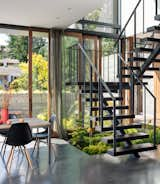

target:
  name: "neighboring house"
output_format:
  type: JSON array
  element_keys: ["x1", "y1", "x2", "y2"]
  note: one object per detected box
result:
[{"x1": 0, "y1": 58, "x2": 22, "y2": 89}]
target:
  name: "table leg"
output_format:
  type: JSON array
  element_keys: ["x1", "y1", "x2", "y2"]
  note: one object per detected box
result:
[{"x1": 48, "y1": 125, "x2": 51, "y2": 164}]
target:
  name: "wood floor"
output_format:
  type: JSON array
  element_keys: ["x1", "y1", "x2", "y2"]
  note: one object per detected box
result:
[{"x1": 0, "y1": 138, "x2": 160, "y2": 184}]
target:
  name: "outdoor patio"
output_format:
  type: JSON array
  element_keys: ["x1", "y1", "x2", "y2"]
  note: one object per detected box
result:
[{"x1": 0, "y1": 137, "x2": 160, "y2": 184}]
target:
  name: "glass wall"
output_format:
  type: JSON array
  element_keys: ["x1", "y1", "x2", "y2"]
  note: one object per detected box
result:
[
  {"x1": 62, "y1": 35, "x2": 80, "y2": 130},
  {"x1": 32, "y1": 32, "x2": 49, "y2": 120},
  {"x1": 0, "y1": 29, "x2": 29, "y2": 118},
  {"x1": 0, "y1": 28, "x2": 49, "y2": 120}
]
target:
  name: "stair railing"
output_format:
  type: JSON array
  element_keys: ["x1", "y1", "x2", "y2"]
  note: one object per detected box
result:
[
  {"x1": 77, "y1": 43, "x2": 117, "y2": 155},
  {"x1": 114, "y1": 0, "x2": 144, "y2": 49},
  {"x1": 155, "y1": 0, "x2": 159, "y2": 16},
  {"x1": 118, "y1": 53, "x2": 157, "y2": 147},
  {"x1": 105, "y1": 0, "x2": 157, "y2": 117}
]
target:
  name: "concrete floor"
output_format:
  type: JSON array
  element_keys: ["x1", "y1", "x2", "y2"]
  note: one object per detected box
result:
[{"x1": 0, "y1": 138, "x2": 160, "y2": 184}]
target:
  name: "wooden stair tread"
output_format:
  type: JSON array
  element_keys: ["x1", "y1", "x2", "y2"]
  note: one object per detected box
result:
[
  {"x1": 91, "y1": 105, "x2": 129, "y2": 111},
  {"x1": 141, "y1": 37, "x2": 160, "y2": 43},
  {"x1": 86, "y1": 97, "x2": 123, "y2": 102},
  {"x1": 108, "y1": 143, "x2": 156, "y2": 156},
  {"x1": 101, "y1": 132, "x2": 149, "y2": 143},
  {"x1": 95, "y1": 114, "x2": 135, "y2": 121},
  {"x1": 147, "y1": 25, "x2": 160, "y2": 32},
  {"x1": 118, "y1": 74, "x2": 153, "y2": 79},
  {"x1": 122, "y1": 66, "x2": 160, "y2": 71},
  {"x1": 95, "y1": 123, "x2": 142, "y2": 132},
  {"x1": 135, "y1": 47, "x2": 153, "y2": 52},
  {"x1": 128, "y1": 57, "x2": 160, "y2": 62},
  {"x1": 155, "y1": 14, "x2": 160, "y2": 21}
]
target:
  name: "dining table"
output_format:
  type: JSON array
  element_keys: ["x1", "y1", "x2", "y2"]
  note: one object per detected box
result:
[{"x1": 0, "y1": 117, "x2": 52, "y2": 164}]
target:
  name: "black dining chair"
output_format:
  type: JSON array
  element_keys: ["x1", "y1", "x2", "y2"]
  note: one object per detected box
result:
[
  {"x1": 0, "y1": 114, "x2": 18, "y2": 156},
  {"x1": 6, "y1": 123, "x2": 33, "y2": 172},
  {"x1": 32, "y1": 114, "x2": 56, "y2": 154}
]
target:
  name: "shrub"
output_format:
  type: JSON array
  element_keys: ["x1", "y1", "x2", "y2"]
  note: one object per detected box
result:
[
  {"x1": 82, "y1": 142, "x2": 109, "y2": 155},
  {"x1": 70, "y1": 128, "x2": 89, "y2": 149},
  {"x1": 37, "y1": 111, "x2": 48, "y2": 121}
]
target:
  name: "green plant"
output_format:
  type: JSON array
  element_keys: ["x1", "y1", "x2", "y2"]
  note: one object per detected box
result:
[
  {"x1": 37, "y1": 111, "x2": 48, "y2": 121},
  {"x1": 82, "y1": 142, "x2": 109, "y2": 155},
  {"x1": 10, "y1": 54, "x2": 48, "y2": 91},
  {"x1": 70, "y1": 128, "x2": 89, "y2": 149}
]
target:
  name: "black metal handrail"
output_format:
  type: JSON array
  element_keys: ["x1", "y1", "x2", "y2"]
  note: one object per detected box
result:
[
  {"x1": 156, "y1": 0, "x2": 158, "y2": 15},
  {"x1": 114, "y1": 0, "x2": 143, "y2": 48},
  {"x1": 77, "y1": 43, "x2": 117, "y2": 153},
  {"x1": 118, "y1": 53, "x2": 157, "y2": 147},
  {"x1": 78, "y1": 43, "x2": 115, "y2": 100}
]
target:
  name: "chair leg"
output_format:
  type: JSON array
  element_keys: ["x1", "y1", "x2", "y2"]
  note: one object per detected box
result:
[
  {"x1": 23, "y1": 146, "x2": 33, "y2": 169},
  {"x1": 32, "y1": 138, "x2": 38, "y2": 154},
  {"x1": 3, "y1": 144, "x2": 7, "y2": 157},
  {"x1": 1, "y1": 137, "x2": 7, "y2": 157},
  {"x1": 7, "y1": 146, "x2": 15, "y2": 172}
]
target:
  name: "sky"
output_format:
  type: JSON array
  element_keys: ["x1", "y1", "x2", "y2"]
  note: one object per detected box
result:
[{"x1": 0, "y1": 34, "x2": 9, "y2": 46}]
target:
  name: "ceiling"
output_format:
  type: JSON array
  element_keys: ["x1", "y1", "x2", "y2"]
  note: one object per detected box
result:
[{"x1": 0, "y1": 0, "x2": 104, "y2": 29}]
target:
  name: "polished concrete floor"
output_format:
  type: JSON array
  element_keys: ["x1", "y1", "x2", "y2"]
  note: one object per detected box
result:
[{"x1": 0, "y1": 138, "x2": 160, "y2": 184}]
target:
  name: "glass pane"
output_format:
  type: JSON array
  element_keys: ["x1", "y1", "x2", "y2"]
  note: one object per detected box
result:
[
  {"x1": 62, "y1": 36, "x2": 80, "y2": 130},
  {"x1": 32, "y1": 31, "x2": 49, "y2": 120},
  {"x1": 0, "y1": 29, "x2": 29, "y2": 119}
]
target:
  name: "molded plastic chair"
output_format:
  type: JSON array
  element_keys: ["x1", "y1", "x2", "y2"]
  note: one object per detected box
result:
[
  {"x1": 0, "y1": 114, "x2": 18, "y2": 155},
  {"x1": 6, "y1": 123, "x2": 33, "y2": 171},
  {"x1": 32, "y1": 114, "x2": 56, "y2": 154}
]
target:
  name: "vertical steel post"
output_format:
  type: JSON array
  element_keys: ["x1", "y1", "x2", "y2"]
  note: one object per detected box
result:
[
  {"x1": 144, "y1": 87, "x2": 146, "y2": 129},
  {"x1": 99, "y1": 81, "x2": 103, "y2": 131},
  {"x1": 143, "y1": 0, "x2": 145, "y2": 33},
  {"x1": 90, "y1": 65, "x2": 93, "y2": 129},
  {"x1": 82, "y1": 42, "x2": 86, "y2": 127},
  {"x1": 154, "y1": 97, "x2": 157, "y2": 147},
  {"x1": 134, "y1": 12, "x2": 137, "y2": 49},
  {"x1": 155, "y1": 0, "x2": 158, "y2": 16},
  {"x1": 113, "y1": 99, "x2": 116, "y2": 155},
  {"x1": 130, "y1": 74, "x2": 134, "y2": 114}
]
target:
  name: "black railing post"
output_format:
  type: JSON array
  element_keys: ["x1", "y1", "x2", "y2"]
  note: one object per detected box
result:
[
  {"x1": 113, "y1": 99, "x2": 116, "y2": 155},
  {"x1": 156, "y1": 0, "x2": 158, "y2": 16},
  {"x1": 90, "y1": 65, "x2": 93, "y2": 130},
  {"x1": 99, "y1": 81, "x2": 103, "y2": 131},
  {"x1": 143, "y1": 0, "x2": 145, "y2": 33},
  {"x1": 82, "y1": 43, "x2": 86, "y2": 128},
  {"x1": 130, "y1": 74, "x2": 134, "y2": 115},
  {"x1": 134, "y1": 11, "x2": 137, "y2": 49},
  {"x1": 154, "y1": 97, "x2": 157, "y2": 147}
]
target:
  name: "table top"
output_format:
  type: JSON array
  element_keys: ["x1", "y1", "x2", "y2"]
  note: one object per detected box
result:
[{"x1": 0, "y1": 118, "x2": 50, "y2": 130}]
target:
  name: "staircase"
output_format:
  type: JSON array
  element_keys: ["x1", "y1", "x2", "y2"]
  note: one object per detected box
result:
[{"x1": 65, "y1": 0, "x2": 160, "y2": 157}]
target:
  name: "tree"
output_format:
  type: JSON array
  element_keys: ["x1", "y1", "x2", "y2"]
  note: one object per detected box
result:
[
  {"x1": 7, "y1": 35, "x2": 47, "y2": 62},
  {"x1": 10, "y1": 54, "x2": 48, "y2": 91}
]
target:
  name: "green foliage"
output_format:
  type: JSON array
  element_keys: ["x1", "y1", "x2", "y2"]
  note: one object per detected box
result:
[
  {"x1": 10, "y1": 54, "x2": 48, "y2": 91},
  {"x1": 146, "y1": 128, "x2": 160, "y2": 144},
  {"x1": 69, "y1": 128, "x2": 111, "y2": 155},
  {"x1": 32, "y1": 54, "x2": 48, "y2": 90},
  {"x1": 82, "y1": 142, "x2": 108, "y2": 155},
  {"x1": 70, "y1": 128, "x2": 89, "y2": 149},
  {"x1": 7, "y1": 35, "x2": 47, "y2": 62},
  {"x1": 125, "y1": 128, "x2": 138, "y2": 134},
  {"x1": 37, "y1": 111, "x2": 48, "y2": 121},
  {"x1": 102, "y1": 38, "x2": 115, "y2": 56},
  {"x1": 10, "y1": 62, "x2": 28, "y2": 90},
  {"x1": 8, "y1": 35, "x2": 28, "y2": 62}
]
